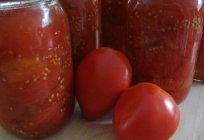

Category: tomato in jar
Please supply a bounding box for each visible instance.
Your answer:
[0,0,74,138]
[195,36,204,82]
[102,0,126,50]
[60,0,101,68]
[125,0,204,103]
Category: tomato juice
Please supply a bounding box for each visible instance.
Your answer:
[126,0,204,103]
[0,0,74,138]
[60,0,101,68]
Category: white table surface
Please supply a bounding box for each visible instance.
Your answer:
[0,82,204,140]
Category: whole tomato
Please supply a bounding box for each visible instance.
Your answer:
[76,47,132,120]
[113,83,180,140]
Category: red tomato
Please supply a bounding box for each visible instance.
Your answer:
[113,83,180,140]
[76,47,132,120]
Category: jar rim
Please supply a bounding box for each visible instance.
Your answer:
[0,0,58,10]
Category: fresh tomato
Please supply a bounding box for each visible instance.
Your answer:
[113,83,180,140]
[76,47,132,120]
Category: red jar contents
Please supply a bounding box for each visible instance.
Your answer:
[0,0,73,138]
[195,37,204,81]
[102,0,126,50]
[60,0,101,68]
[126,1,204,103]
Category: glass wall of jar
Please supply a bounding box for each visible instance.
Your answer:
[125,0,204,104]
[0,0,74,138]
[195,36,204,82]
[102,0,126,51]
[60,0,101,68]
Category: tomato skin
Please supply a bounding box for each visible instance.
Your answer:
[76,47,132,120]
[113,83,180,140]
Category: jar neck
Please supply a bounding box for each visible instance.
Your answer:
[0,0,58,10]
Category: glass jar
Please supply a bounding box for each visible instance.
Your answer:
[0,0,74,138]
[60,0,101,68]
[195,37,204,82]
[125,0,204,104]
[102,0,126,50]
